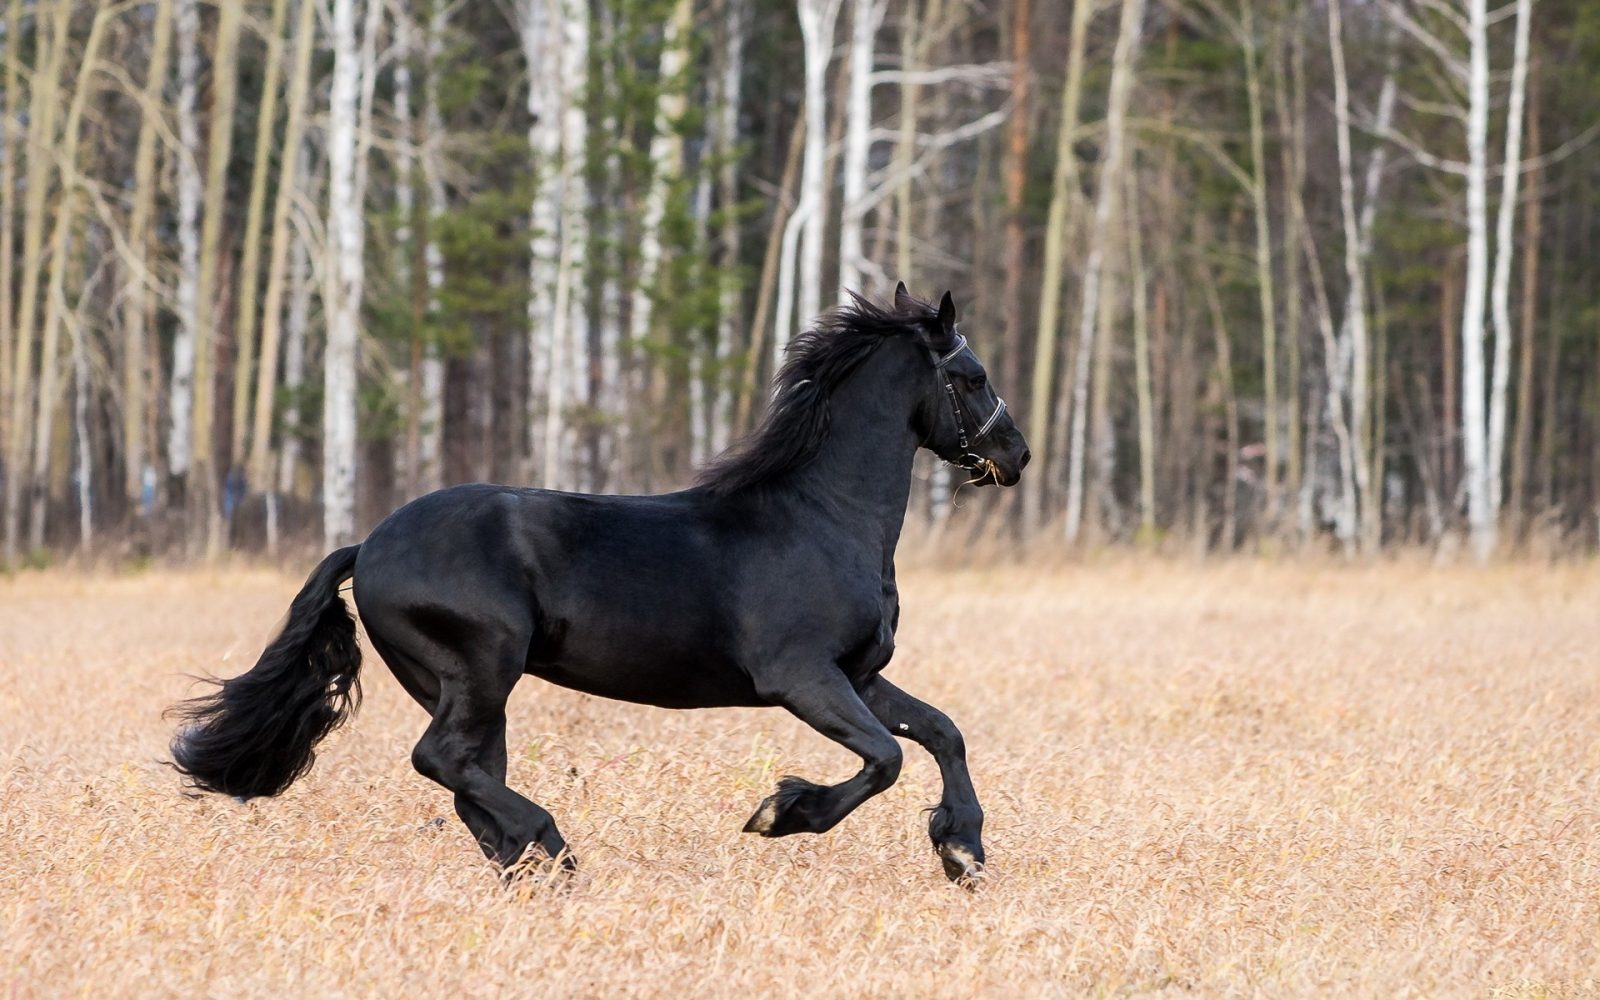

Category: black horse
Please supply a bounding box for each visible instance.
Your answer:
[169,284,1030,883]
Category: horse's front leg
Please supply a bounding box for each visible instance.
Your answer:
[860,676,985,883]
[742,667,903,838]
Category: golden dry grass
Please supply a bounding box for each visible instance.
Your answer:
[3,560,1599,998]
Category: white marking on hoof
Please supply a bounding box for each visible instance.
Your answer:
[897,723,910,732]
[939,843,987,886]
[745,796,779,834]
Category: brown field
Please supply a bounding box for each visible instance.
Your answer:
[2,560,1598,998]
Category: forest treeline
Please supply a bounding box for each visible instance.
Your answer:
[0,0,1595,563]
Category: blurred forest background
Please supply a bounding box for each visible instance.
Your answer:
[0,0,1594,564]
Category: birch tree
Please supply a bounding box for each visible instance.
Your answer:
[1459,0,1492,559]
[31,3,114,551]
[192,0,243,545]
[1064,0,1144,543]
[168,0,201,496]
[775,0,844,359]
[5,0,72,562]
[324,0,370,548]
[1022,0,1095,534]
[122,0,174,511]
[1486,0,1532,522]
[837,0,884,298]
[248,0,318,494]
[0,0,21,490]
[232,0,291,475]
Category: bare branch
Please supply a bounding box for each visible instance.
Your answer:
[869,62,1011,87]
[1366,120,1469,175]
[1413,0,1471,36]
[1385,3,1469,82]
[856,102,1012,214]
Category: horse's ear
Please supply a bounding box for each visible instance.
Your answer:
[938,291,957,333]
[893,280,914,312]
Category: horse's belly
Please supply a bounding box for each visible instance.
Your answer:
[525,652,764,709]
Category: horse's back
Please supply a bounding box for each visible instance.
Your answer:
[352,482,765,709]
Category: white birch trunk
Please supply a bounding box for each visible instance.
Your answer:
[71,303,91,549]
[1487,0,1532,520]
[1461,0,1492,560]
[1328,0,1370,551]
[323,0,366,548]
[248,0,317,492]
[169,0,201,481]
[542,0,591,488]
[522,0,561,482]
[121,0,173,505]
[1064,0,1144,543]
[795,0,844,326]
[837,0,882,299]
[278,215,312,497]
[627,0,694,421]
[418,1,449,492]
[712,0,746,456]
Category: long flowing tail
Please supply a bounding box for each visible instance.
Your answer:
[169,545,363,799]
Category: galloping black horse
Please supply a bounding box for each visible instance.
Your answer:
[169,284,1029,883]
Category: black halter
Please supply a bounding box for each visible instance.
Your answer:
[930,334,1007,469]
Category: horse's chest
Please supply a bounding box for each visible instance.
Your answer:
[840,579,899,683]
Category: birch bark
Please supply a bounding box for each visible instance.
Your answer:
[248,0,318,492]
[1064,0,1143,543]
[1487,0,1532,520]
[324,0,367,547]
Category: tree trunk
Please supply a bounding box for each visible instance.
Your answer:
[791,0,844,336]
[168,0,202,495]
[277,202,312,500]
[1022,0,1094,534]
[0,0,22,514]
[248,0,318,494]
[5,0,71,562]
[324,0,366,548]
[121,0,174,512]
[1486,0,1532,523]
[192,0,243,550]
[1509,55,1542,536]
[1001,0,1033,405]
[418,0,449,495]
[1460,0,1493,560]
[1274,1,1306,539]
[1064,0,1143,543]
[1125,162,1155,537]
[837,0,882,298]
[29,4,113,552]
[522,0,560,482]
[1241,0,1279,524]
[712,0,747,456]
[231,0,291,477]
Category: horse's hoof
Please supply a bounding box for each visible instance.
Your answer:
[742,776,828,837]
[502,847,578,889]
[742,794,781,835]
[937,842,987,887]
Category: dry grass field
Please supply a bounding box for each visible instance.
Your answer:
[2,558,1598,998]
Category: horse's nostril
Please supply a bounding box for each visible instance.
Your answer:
[1020,448,1032,469]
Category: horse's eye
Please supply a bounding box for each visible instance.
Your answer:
[971,374,987,389]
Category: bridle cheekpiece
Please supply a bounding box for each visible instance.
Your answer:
[930,333,1007,470]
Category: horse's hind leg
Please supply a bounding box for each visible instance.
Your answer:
[371,615,572,872]
[742,666,902,837]
[860,675,985,883]
[411,669,573,872]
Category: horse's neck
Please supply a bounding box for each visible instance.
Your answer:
[791,364,921,555]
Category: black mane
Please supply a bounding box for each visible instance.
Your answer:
[697,292,936,496]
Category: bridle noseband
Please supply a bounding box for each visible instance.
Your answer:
[930,333,1007,470]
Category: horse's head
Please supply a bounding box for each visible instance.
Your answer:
[898,283,1031,488]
